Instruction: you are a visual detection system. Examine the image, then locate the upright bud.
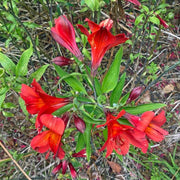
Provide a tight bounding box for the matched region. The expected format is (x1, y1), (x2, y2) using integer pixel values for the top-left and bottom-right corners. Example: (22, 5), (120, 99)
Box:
(69, 163), (77, 179)
(127, 86), (143, 103)
(61, 112), (70, 127)
(73, 114), (86, 133)
(62, 160), (68, 174)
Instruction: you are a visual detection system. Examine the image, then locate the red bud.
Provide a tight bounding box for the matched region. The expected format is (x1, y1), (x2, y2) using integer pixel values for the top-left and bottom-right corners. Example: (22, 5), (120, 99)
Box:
(69, 163), (77, 179)
(52, 56), (74, 66)
(52, 162), (62, 175)
(73, 114), (86, 133)
(127, 86), (143, 103)
(72, 149), (86, 157)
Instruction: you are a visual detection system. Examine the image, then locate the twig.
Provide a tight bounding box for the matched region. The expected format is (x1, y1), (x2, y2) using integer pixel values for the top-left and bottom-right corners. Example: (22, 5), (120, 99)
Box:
(0, 141), (32, 180)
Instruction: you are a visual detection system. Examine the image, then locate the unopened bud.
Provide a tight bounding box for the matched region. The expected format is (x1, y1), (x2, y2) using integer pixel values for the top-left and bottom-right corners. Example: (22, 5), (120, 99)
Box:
(52, 56), (74, 66)
(73, 114), (86, 133)
(127, 86), (143, 103)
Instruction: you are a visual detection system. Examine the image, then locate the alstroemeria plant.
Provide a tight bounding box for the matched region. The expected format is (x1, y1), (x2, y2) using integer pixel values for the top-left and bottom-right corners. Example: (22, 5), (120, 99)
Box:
(19, 14), (169, 179)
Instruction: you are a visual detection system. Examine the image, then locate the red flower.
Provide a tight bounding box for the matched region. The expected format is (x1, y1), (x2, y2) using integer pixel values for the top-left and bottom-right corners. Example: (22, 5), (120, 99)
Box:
(77, 19), (128, 76)
(125, 0), (141, 6)
(156, 14), (169, 28)
(52, 56), (74, 66)
(124, 111), (169, 142)
(73, 114), (86, 133)
(97, 110), (148, 157)
(20, 79), (70, 131)
(30, 114), (65, 159)
(68, 163), (77, 179)
(51, 15), (83, 60)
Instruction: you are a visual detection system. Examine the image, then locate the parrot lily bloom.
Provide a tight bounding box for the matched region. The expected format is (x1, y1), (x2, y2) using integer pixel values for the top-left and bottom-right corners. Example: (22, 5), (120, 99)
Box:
(30, 114), (65, 160)
(20, 79), (70, 131)
(124, 111), (169, 142)
(97, 110), (148, 157)
(77, 18), (128, 76)
(51, 15), (83, 60)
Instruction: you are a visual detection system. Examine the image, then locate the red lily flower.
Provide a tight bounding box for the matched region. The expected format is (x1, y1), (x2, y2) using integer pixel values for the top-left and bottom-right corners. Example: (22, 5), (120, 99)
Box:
(20, 79), (70, 131)
(97, 110), (148, 157)
(30, 114), (65, 159)
(77, 19), (128, 76)
(51, 15), (83, 60)
(125, 0), (141, 6)
(52, 56), (74, 66)
(156, 14), (169, 28)
(124, 111), (169, 142)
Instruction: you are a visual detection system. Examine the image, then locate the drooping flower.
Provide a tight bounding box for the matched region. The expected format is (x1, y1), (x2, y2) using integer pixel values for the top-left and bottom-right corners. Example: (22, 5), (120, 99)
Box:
(127, 86), (143, 103)
(125, 0), (141, 6)
(77, 19), (128, 76)
(52, 56), (74, 66)
(20, 79), (70, 131)
(30, 114), (65, 159)
(69, 163), (77, 179)
(51, 15), (83, 60)
(97, 110), (148, 157)
(124, 111), (169, 142)
(73, 114), (86, 133)
(156, 14), (169, 28)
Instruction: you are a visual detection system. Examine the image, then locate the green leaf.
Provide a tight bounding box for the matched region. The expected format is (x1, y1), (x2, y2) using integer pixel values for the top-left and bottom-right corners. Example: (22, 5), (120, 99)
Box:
(0, 93), (6, 110)
(110, 72), (126, 106)
(29, 64), (49, 83)
(0, 52), (16, 74)
(135, 14), (145, 26)
(85, 0), (100, 11)
(149, 16), (160, 25)
(2, 102), (16, 109)
(94, 77), (102, 96)
(142, 5), (149, 13)
(2, 111), (14, 117)
(76, 132), (85, 153)
(119, 92), (130, 106)
(16, 45), (33, 77)
(83, 123), (92, 162)
(54, 64), (87, 94)
(0, 68), (5, 77)
(53, 104), (73, 116)
(101, 47), (123, 93)
(18, 97), (29, 117)
(123, 103), (166, 115)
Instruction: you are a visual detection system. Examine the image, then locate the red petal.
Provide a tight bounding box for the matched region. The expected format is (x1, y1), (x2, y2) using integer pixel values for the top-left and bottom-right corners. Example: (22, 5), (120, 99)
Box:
(85, 18), (100, 33)
(137, 111), (154, 131)
(76, 24), (89, 36)
(62, 160), (68, 174)
(31, 79), (46, 94)
(69, 163), (77, 179)
(52, 162), (62, 175)
(156, 15), (169, 28)
(145, 123), (168, 142)
(115, 109), (126, 120)
(30, 130), (51, 153)
(151, 110), (166, 126)
(40, 114), (65, 135)
(20, 84), (45, 114)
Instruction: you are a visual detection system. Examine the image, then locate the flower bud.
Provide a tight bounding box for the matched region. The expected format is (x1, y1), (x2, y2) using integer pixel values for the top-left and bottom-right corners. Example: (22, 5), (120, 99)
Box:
(61, 112), (70, 127)
(62, 160), (68, 174)
(52, 162), (62, 175)
(127, 86), (143, 103)
(69, 163), (77, 179)
(52, 56), (74, 66)
(72, 149), (86, 158)
(73, 114), (86, 133)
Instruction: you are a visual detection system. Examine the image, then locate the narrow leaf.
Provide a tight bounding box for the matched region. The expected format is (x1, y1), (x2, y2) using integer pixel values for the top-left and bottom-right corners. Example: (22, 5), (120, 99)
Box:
(53, 104), (73, 116)
(135, 14), (144, 26)
(16, 45), (33, 77)
(76, 132), (85, 153)
(54, 64), (87, 94)
(0, 53), (16, 74)
(123, 103), (166, 115)
(94, 77), (102, 96)
(29, 64), (49, 83)
(101, 47), (123, 93)
(110, 72), (126, 106)
(83, 123), (92, 162)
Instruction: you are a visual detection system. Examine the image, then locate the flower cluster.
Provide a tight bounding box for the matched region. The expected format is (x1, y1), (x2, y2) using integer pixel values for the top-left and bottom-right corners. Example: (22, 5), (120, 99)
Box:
(20, 14), (169, 178)
(97, 110), (168, 157)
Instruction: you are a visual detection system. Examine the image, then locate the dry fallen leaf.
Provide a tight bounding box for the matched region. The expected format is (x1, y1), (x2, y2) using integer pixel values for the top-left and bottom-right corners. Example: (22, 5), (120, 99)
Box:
(162, 84), (174, 94)
(107, 160), (122, 174)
